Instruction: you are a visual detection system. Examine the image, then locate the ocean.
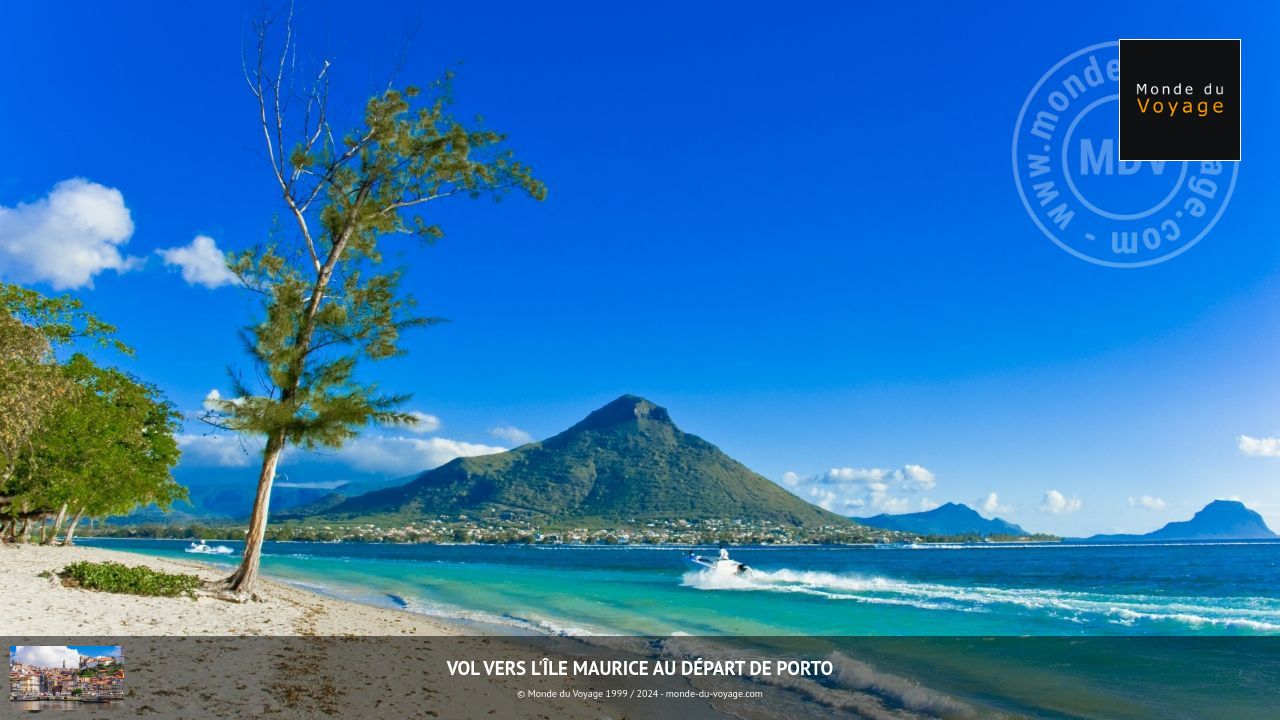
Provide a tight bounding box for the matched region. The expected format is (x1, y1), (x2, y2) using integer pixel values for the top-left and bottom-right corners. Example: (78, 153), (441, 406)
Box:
(80, 538), (1280, 636)
(74, 538), (1280, 718)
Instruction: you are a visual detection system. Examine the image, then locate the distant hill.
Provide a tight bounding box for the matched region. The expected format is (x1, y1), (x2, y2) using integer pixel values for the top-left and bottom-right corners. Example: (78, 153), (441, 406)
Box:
(856, 502), (1029, 537)
(1085, 500), (1277, 542)
(117, 475), (411, 523)
(296, 394), (850, 528)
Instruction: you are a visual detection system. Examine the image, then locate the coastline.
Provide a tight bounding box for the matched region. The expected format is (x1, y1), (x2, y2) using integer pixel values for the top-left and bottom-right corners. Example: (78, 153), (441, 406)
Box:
(0, 543), (466, 637)
(7, 541), (1280, 719)
(1, 543), (728, 719)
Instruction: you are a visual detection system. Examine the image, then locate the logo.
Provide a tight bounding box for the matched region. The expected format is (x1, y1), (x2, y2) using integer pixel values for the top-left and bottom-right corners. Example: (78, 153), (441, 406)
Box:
(1012, 42), (1237, 268)
(1119, 39), (1240, 162)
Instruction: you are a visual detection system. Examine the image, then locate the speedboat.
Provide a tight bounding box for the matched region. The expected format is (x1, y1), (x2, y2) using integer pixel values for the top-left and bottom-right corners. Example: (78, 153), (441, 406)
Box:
(185, 539), (233, 555)
(684, 548), (751, 576)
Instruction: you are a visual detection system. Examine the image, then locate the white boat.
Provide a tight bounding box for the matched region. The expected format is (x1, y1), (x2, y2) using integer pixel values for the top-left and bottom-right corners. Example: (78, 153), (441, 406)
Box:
(684, 548), (752, 576)
(185, 540), (233, 555)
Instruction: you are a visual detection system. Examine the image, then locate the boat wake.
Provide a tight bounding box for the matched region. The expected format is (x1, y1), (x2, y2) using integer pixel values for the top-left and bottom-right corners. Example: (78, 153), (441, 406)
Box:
(682, 567), (1280, 633)
(184, 540), (234, 555)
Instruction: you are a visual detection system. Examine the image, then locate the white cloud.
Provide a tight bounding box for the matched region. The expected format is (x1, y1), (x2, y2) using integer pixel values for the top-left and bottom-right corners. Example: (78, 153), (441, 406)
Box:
(0, 178), (138, 289)
(978, 492), (1011, 515)
(275, 480), (346, 490)
(201, 388), (246, 413)
(177, 425), (505, 477)
(782, 464), (938, 515)
(324, 435), (506, 475)
(901, 464), (936, 490)
(488, 425), (534, 445)
(176, 433), (262, 468)
(819, 465), (936, 491)
(177, 426), (506, 478)
(1040, 490), (1082, 514)
(1128, 495), (1167, 510)
(1239, 435), (1280, 457)
(13, 646), (83, 669)
(157, 234), (235, 288)
(402, 411), (442, 434)
(202, 389), (224, 412)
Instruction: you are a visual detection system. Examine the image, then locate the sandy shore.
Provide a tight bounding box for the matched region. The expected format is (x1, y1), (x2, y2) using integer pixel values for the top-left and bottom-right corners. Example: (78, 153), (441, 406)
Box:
(0, 542), (463, 636)
(0, 543), (1011, 719)
(1, 543), (724, 719)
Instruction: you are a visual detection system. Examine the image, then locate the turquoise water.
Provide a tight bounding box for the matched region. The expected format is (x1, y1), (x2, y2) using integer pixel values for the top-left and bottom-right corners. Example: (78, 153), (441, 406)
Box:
(81, 539), (1280, 636)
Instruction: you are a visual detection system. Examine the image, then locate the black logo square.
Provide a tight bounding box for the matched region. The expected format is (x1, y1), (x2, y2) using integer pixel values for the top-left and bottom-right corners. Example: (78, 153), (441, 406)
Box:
(1119, 39), (1240, 161)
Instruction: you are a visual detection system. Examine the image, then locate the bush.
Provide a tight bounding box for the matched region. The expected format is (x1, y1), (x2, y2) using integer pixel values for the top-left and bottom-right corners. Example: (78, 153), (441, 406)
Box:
(58, 561), (200, 598)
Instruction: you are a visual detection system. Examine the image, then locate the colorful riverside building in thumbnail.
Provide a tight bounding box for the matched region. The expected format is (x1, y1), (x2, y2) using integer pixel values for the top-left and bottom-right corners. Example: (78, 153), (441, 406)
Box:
(9, 654), (124, 702)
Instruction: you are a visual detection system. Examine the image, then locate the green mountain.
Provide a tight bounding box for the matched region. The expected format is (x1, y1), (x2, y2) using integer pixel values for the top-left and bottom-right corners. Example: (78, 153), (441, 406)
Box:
(301, 395), (850, 527)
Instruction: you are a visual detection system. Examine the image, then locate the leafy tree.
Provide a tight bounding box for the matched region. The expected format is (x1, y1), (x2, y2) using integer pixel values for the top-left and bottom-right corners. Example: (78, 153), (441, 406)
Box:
(0, 283), (131, 470)
(8, 355), (184, 543)
(0, 283), (181, 543)
(61, 356), (183, 543)
(202, 12), (544, 597)
(0, 282), (128, 538)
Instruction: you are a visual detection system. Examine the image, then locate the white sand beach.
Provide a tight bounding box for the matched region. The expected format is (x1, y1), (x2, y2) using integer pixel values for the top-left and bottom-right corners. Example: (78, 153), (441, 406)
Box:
(0, 542), (461, 636)
(2, 543), (662, 719)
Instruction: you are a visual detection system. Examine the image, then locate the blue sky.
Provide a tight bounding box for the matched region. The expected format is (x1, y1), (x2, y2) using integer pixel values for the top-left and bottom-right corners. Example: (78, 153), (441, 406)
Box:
(10, 646), (121, 669)
(2, 1), (1278, 535)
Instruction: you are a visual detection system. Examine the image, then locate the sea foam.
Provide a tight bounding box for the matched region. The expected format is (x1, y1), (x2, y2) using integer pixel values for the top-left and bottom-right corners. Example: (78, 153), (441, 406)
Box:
(682, 567), (1280, 633)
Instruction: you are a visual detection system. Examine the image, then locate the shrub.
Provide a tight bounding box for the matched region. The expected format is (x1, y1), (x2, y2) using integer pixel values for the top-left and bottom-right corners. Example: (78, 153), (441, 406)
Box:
(58, 561), (201, 598)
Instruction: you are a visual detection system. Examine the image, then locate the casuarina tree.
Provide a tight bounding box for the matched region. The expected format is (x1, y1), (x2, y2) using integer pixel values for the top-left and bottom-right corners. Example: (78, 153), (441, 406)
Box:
(203, 8), (544, 598)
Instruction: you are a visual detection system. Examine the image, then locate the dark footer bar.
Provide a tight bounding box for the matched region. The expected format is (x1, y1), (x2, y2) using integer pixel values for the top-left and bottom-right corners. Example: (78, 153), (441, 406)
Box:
(5, 636), (1277, 719)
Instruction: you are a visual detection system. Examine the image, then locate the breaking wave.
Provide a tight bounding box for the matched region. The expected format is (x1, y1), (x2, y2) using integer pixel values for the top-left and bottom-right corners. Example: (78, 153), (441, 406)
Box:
(682, 567), (1280, 633)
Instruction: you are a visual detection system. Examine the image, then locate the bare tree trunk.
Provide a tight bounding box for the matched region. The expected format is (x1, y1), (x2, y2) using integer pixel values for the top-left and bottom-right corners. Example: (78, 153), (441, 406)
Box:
(224, 430), (286, 597)
(19, 517), (31, 543)
(63, 508), (86, 546)
(37, 517), (47, 544)
(43, 503), (68, 545)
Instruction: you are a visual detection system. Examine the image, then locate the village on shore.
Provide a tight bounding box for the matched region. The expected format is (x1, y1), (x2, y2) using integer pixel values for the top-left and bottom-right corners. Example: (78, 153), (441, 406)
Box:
(86, 514), (1059, 546)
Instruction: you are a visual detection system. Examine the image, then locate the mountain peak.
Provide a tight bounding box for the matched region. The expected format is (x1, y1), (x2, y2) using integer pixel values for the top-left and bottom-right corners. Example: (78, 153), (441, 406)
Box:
(1086, 499), (1276, 542)
(570, 394), (672, 431)
(857, 502), (1028, 537)
(932, 502), (985, 518)
(314, 394), (847, 527)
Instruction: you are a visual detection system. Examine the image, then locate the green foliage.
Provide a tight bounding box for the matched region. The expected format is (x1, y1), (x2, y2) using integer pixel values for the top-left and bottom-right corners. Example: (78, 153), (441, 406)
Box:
(0, 312), (67, 476)
(7, 355), (185, 521)
(1, 285), (180, 534)
(1, 283), (124, 491)
(209, 74), (544, 454)
(58, 561), (200, 598)
(209, 16), (545, 589)
(316, 395), (851, 528)
(0, 282), (132, 355)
